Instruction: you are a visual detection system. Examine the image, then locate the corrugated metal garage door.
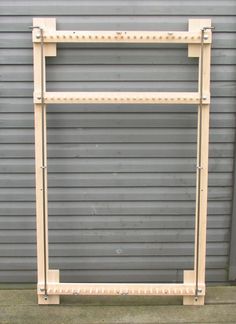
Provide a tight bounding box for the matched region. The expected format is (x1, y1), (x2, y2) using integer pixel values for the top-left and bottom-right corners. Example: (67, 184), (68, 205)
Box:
(0, 0), (235, 283)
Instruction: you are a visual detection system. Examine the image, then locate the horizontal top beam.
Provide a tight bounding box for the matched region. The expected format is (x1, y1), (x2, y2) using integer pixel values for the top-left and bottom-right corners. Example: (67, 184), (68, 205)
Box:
(34, 92), (210, 105)
(33, 30), (212, 44)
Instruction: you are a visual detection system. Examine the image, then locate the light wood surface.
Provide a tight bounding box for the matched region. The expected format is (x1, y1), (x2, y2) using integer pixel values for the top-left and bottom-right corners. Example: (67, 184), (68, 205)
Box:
(37, 282), (205, 296)
(33, 30), (211, 44)
(34, 91), (210, 105)
(32, 18), (212, 305)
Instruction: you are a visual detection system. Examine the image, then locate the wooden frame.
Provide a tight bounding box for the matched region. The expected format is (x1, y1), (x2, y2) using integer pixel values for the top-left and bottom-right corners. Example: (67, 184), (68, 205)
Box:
(32, 18), (212, 305)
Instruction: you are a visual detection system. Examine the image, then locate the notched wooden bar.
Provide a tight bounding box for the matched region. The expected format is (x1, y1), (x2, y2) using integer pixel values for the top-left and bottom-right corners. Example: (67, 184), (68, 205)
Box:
(34, 92), (210, 105)
(33, 30), (212, 44)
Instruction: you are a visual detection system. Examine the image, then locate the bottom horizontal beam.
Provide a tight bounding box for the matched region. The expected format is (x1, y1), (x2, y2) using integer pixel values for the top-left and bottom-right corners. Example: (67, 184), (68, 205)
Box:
(38, 282), (205, 296)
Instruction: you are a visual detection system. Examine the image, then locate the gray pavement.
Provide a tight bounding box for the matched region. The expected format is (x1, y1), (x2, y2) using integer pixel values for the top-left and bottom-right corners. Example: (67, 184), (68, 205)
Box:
(0, 286), (235, 323)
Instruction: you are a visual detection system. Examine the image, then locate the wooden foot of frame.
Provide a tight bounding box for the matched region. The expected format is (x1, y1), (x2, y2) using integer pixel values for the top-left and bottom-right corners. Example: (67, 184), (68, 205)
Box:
(38, 270), (60, 305)
(37, 271), (205, 305)
(183, 295), (204, 306)
(183, 270), (205, 305)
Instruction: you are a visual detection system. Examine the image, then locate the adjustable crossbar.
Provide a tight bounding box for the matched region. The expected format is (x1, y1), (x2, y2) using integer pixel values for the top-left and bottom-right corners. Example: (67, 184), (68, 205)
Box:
(32, 17), (212, 306)
(34, 92), (210, 105)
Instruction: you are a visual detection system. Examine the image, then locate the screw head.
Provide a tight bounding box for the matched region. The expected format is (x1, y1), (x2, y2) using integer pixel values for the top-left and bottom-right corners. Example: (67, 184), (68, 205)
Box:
(36, 33), (40, 39)
(204, 35), (208, 40)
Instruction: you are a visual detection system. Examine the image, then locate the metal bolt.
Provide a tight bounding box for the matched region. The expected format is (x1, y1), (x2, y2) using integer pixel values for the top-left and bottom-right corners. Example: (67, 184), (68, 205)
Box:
(203, 96), (207, 100)
(36, 34), (40, 39)
(204, 35), (208, 40)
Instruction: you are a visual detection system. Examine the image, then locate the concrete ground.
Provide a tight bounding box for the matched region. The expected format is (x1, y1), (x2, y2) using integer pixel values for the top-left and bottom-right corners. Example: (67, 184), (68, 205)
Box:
(0, 286), (236, 323)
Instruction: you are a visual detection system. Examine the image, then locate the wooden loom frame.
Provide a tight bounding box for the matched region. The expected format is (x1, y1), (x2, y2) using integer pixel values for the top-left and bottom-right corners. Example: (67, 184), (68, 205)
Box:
(32, 18), (212, 305)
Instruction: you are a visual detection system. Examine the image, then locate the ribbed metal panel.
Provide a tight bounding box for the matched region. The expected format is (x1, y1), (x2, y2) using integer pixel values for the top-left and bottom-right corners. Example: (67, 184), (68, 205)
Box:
(0, 0), (235, 283)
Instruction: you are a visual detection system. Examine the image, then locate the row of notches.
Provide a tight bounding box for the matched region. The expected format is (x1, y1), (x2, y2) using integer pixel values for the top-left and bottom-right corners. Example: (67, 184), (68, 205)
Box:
(41, 287), (197, 295)
(35, 96), (202, 103)
(34, 32), (209, 42)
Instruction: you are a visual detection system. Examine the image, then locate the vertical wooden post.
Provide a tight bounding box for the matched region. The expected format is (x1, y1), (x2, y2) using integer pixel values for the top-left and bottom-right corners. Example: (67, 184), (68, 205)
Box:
(33, 18), (59, 305)
(184, 19), (212, 306)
